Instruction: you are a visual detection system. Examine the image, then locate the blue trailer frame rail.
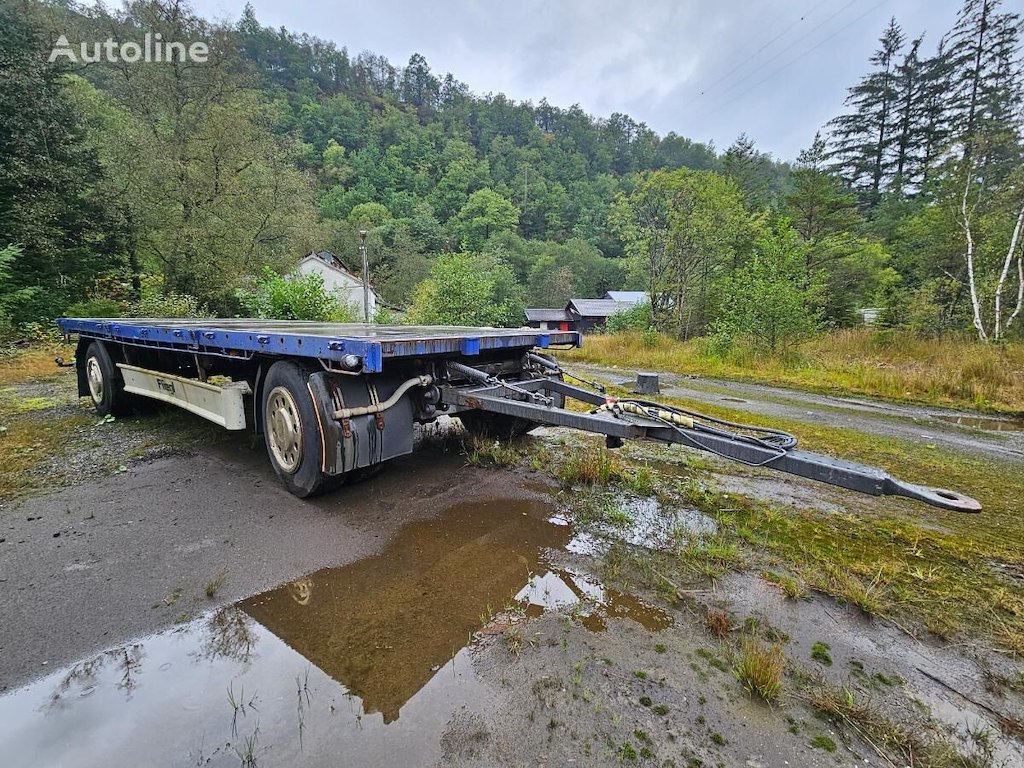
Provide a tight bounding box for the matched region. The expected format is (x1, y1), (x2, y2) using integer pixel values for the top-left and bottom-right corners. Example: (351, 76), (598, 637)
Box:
(56, 317), (981, 511)
(56, 318), (580, 373)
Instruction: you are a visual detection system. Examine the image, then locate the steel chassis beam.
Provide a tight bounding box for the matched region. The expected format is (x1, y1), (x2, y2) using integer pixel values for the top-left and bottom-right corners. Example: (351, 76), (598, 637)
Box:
(442, 378), (981, 513)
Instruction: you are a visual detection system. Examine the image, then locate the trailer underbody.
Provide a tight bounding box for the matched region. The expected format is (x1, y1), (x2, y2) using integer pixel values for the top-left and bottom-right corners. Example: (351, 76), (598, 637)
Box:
(56, 318), (981, 512)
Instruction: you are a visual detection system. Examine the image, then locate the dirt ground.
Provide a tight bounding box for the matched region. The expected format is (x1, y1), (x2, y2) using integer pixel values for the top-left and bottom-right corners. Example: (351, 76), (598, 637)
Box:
(0, 362), (1022, 767)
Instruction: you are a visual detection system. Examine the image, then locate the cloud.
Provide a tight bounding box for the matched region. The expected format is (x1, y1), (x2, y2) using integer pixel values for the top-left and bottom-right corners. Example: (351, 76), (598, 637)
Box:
(189, 0), (964, 160)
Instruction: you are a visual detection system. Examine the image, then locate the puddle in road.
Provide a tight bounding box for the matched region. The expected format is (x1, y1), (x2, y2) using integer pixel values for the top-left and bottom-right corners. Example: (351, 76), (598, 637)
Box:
(516, 567), (673, 632)
(564, 495), (717, 556)
(0, 496), (670, 767)
(935, 414), (1024, 432)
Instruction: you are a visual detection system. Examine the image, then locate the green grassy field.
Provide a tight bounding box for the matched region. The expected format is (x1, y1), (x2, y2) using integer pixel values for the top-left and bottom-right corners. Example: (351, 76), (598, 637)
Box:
(563, 329), (1024, 414)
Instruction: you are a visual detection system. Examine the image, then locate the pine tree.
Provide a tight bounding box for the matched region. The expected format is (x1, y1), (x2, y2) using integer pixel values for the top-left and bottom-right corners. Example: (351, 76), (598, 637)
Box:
(722, 134), (775, 211)
(891, 36), (925, 194)
(946, 0), (1023, 177)
(828, 18), (905, 204)
(916, 37), (956, 185)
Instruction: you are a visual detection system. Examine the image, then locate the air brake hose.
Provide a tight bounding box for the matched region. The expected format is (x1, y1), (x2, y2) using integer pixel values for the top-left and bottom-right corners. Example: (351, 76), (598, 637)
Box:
(332, 375), (433, 419)
(599, 400), (695, 428)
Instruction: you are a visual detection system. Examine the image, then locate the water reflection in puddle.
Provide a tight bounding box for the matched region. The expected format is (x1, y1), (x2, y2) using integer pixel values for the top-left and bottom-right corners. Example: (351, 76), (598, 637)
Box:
(0, 496), (671, 767)
(566, 496), (716, 556)
(934, 414), (1024, 432)
(516, 568), (673, 632)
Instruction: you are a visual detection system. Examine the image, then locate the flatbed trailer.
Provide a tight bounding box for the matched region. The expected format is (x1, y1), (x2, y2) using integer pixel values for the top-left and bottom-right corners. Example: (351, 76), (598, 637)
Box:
(56, 317), (980, 512)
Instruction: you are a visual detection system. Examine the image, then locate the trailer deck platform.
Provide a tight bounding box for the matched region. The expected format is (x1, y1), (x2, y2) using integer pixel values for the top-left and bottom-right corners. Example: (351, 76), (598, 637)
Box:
(57, 318), (579, 372)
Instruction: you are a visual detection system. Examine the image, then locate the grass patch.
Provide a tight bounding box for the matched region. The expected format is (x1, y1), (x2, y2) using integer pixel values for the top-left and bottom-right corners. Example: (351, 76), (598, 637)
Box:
(0, 406), (92, 500)
(464, 434), (524, 467)
(696, 647), (730, 673)
(808, 734), (837, 752)
(803, 681), (991, 767)
(563, 328), (1024, 414)
(0, 389), (60, 413)
(732, 634), (785, 702)
(811, 642), (833, 666)
(0, 345), (75, 386)
(502, 626), (524, 656)
(677, 533), (743, 579)
(761, 570), (807, 599)
(204, 571), (227, 599)
(554, 443), (656, 493)
(557, 444), (623, 486)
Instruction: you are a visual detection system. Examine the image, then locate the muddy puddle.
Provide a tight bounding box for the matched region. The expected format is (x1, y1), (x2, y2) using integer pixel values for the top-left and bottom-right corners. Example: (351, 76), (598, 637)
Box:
(0, 495), (670, 767)
(934, 413), (1024, 432)
(563, 495), (716, 556)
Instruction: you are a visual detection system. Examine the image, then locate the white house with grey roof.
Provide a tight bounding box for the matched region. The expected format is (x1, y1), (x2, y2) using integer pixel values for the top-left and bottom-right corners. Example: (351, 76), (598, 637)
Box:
(294, 251), (377, 319)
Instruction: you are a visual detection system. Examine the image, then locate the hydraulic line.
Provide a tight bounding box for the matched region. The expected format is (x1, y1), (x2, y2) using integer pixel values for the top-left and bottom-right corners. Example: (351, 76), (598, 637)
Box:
(448, 360), (552, 405)
(332, 375), (433, 419)
(595, 397), (798, 466)
(526, 352), (606, 393)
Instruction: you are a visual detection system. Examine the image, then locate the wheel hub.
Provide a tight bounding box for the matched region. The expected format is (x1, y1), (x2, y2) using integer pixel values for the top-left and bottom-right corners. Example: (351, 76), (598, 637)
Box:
(86, 356), (104, 404)
(267, 386), (303, 474)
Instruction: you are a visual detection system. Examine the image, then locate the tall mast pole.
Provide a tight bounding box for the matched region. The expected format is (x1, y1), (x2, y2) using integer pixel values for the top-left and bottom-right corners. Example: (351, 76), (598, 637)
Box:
(359, 229), (370, 323)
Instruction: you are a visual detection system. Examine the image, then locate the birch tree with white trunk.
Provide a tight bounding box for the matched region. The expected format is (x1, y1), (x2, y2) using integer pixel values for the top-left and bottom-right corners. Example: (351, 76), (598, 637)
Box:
(956, 159), (1024, 342)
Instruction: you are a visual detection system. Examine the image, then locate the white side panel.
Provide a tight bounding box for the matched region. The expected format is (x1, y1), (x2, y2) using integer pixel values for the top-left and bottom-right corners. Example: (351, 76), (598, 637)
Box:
(117, 364), (251, 430)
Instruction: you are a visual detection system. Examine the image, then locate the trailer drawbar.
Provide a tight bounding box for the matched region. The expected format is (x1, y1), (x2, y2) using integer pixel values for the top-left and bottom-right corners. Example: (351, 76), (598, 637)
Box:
(56, 317), (981, 512)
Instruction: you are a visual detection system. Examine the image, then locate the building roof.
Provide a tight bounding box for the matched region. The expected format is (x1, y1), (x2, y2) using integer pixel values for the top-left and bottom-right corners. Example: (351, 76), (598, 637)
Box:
(299, 252), (368, 285)
(603, 291), (649, 304)
(567, 298), (638, 318)
(525, 308), (572, 322)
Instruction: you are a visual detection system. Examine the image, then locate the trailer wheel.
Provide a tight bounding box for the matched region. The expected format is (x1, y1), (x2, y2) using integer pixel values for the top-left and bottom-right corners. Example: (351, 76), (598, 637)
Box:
(83, 341), (131, 417)
(262, 361), (332, 498)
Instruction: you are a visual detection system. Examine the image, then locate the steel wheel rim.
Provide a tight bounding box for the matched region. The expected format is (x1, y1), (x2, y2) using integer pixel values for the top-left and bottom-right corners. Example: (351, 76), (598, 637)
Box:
(86, 356), (104, 404)
(267, 386), (303, 474)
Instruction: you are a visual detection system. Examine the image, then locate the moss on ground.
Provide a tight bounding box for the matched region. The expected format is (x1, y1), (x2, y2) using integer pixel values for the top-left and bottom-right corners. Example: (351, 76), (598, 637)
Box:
(478, 377), (1024, 657)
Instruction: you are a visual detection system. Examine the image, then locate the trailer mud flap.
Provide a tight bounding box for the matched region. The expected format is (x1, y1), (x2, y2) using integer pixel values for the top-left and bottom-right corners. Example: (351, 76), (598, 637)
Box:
(307, 372), (415, 476)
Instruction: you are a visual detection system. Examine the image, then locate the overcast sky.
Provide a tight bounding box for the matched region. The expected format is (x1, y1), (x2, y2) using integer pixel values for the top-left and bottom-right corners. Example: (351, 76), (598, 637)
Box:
(188, 0), (964, 161)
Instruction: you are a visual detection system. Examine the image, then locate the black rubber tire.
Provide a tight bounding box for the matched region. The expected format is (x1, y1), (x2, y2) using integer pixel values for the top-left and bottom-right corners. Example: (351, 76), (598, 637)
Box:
(262, 361), (333, 498)
(83, 341), (132, 417)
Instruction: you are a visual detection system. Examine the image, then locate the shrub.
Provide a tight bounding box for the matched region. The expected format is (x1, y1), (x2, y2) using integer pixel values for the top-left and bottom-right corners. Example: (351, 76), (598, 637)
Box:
(128, 292), (205, 318)
(236, 268), (356, 322)
(63, 298), (125, 318)
(407, 252), (524, 327)
(606, 301), (653, 333)
(373, 305), (397, 325)
(715, 225), (819, 352)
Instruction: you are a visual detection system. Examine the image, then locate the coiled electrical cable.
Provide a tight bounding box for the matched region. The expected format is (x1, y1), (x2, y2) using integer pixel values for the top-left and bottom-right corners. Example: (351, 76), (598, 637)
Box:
(595, 398), (797, 466)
